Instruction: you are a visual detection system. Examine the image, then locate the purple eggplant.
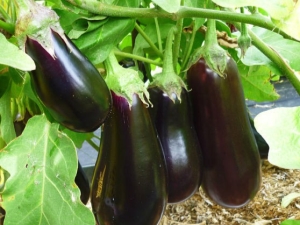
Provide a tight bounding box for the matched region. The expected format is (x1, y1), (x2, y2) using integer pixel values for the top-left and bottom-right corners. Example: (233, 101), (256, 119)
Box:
(25, 30), (112, 132)
(248, 113), (269, 159)
(75, 161), (90, 205)
(149, 87), (203, 204)
(91, 92), (167, 225)
(187, 58), (261, 208)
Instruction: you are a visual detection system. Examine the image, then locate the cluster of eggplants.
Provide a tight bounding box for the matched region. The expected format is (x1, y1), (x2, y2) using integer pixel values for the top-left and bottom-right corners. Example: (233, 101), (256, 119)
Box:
(91, 92), (168, 225)
(148, 87), (203, 204)
(25, 30), (112, 132)
(187, 57), (262, 208)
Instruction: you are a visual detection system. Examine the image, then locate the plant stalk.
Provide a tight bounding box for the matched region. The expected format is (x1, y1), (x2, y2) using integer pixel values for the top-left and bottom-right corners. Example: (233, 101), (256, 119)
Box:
(113, 50), (162, 66)
(0, 20), (15, 34)
(65, 0), (294, 40)
(134, 22), (164, 59)
(173, 18), (183, 72)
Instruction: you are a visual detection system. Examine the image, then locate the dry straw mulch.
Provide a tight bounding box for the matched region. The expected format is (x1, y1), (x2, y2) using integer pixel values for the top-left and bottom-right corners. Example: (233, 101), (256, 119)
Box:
(161, 160), (300, 225)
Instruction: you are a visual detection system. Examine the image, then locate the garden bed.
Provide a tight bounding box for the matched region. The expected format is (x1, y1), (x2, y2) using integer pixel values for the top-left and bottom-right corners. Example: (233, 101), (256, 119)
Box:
(160, 160), (300, 225)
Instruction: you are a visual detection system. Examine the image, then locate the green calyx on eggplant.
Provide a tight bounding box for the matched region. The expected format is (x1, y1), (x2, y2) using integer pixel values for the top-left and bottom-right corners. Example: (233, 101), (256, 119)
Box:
(25, 30), (112, 132)
(148, 87), (203, 204)
(91, 92), (167, 225)
(75, 161), (90, 205)
(187, 57), (262, 208)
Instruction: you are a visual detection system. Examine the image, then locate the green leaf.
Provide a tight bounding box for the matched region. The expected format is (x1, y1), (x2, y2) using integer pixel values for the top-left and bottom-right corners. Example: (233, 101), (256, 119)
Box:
(281, 220), (300, 225)
(254, 107), (300, 169)
(61, 128), (92, 149)
(0, 75), (9, 99)
(0, 115), (95, 225)
(0, 34), (35, 71)
(0, 82), (16, 144)
(69, 19), (107, 39)
(74, 18), (135, 64)
(55, 9), (107, 39)
(272, 1), (300, 41)
(241, 27), (300, 71)
(238, 63), (279, 102)
(152, 0), (180, 13)
(212, 0), (296, 21)
(281, 193), (300, 208)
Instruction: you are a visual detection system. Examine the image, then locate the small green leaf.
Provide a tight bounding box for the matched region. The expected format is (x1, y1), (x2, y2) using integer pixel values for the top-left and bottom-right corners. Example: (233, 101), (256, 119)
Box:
(0, 115), (95, 225)
(0, 34), (35, 71)
(281, 193), (300, 208)
(152, 0), (180, 13)
(254, 107), (300, 169)
(238, 63), (279, 102)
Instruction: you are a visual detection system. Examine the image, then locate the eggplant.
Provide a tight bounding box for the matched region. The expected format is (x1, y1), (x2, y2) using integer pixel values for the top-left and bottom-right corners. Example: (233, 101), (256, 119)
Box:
(249, 114), (269, 159)
(75, 161), (90, 205)
(25, 30), (112, 132)
(91, 92), (167, 225)
(148, 87), (203, 204)
(187, 57), (261, 208)
(0, 207), (4, 225)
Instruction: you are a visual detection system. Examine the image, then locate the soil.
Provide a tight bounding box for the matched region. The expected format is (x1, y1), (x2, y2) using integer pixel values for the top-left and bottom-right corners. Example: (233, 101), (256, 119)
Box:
(159, 160), (300, 225)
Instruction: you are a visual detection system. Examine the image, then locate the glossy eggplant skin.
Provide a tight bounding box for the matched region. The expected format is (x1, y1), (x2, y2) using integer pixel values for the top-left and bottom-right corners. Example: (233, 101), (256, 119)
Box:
(91, 92), (168, 225)
(187, 58), (261, 208)
(25, 30), (112, 132)
(75, 161), (90, 205)
(249, 114), (269, 159)
(148, 87), (203, 204)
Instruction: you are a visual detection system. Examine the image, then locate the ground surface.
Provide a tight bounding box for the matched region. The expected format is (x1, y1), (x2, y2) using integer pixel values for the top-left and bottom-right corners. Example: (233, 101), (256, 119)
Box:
(159, 160), (300, 225)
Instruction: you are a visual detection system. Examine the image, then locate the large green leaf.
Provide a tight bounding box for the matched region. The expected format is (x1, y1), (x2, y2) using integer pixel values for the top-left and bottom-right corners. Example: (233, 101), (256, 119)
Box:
(152, 0), (180, 13)
(272, 1), (300, 41)
(281, 220), (300, 225)
(0, 81), (16, 144)
(254, 107), (300, 169)
(0, 115), (95, 225)
(242, 27), (300, 71)
(55, 9), (107, 39)
(212, 0), (296, 21)
(238, 63), (279, 102)
(74, 18), (135, 64)
(0, 34), (35, 71)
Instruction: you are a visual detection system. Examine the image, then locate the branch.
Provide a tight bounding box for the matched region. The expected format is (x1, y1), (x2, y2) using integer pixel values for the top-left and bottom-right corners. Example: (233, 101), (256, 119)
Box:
(65, 0), (294, 40)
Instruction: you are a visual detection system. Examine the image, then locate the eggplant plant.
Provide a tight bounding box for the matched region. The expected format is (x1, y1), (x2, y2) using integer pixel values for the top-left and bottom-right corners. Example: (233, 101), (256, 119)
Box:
(0, 0), (299, 224)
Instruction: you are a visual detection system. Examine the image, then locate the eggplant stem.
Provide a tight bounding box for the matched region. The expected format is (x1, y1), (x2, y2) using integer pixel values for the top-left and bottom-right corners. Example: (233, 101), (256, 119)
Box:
(154, 18), (163, 52)
(134, 22), (164, 59)
(113, 50), (162, 66)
